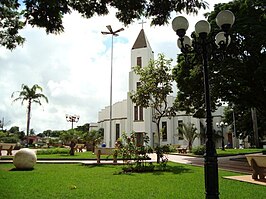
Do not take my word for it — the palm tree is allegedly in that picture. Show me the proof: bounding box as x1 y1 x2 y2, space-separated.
83 129 103 152
177 122 198 152
11 84 48 146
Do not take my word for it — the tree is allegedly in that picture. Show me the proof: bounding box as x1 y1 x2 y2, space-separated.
76 123 90 132
1 0 208 49
29 128 35 135
83 129 103 152
223 104 266 146
9 126 19 134
11 84 48 145
130 54 175 147
208 0 266 116
172 0 266 144
43 129 52 137
0 0 25 50
177 122 198 151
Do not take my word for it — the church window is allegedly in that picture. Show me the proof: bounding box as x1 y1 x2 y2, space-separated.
178 120 184 140
137 57 142 67
116 123 120 141
134 106 144 121
162 121 167 141
139 106 143 121
134 106 138 121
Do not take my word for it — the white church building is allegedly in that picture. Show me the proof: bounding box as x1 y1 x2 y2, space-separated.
97 28 229 149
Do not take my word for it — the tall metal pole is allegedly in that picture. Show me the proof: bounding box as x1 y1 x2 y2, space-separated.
232 109 236 148
109 35 113 148
221 126 225 151
71 120 74 130
201 35 219 199
66 114 80 130
101 26 124 148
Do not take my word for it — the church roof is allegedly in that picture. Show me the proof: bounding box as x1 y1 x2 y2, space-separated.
132 29 151 50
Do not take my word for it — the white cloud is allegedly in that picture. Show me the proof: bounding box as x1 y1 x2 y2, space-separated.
0 1 230 133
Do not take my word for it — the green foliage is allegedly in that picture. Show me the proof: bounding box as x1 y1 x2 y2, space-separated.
0 0 25 49
43 130 52 137
208 0 266 117
36 148 69 155
192 145 206 155
0 136 19 143
83 129 103 145
173 0 266 120
8 126 19 134
0 129 20 143
59 129 81 144
177 122 198 151
1 1 207 49
223 105 266 141
0 131 7 138
172 0 266 145
117 132 154 172
156 144 177 154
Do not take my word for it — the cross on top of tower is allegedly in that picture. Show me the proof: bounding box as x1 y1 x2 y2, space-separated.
139 20 146 29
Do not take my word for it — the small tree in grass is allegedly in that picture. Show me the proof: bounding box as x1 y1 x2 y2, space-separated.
117 132 155 172
177 122 198 152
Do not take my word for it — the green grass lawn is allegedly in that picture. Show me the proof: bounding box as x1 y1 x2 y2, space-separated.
36 151 107 159
0 162 265 199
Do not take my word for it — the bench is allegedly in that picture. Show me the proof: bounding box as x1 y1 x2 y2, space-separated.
177 147 187 154
245 154 266 180
94 147 117 164
0 143 16 156
74 144 85 152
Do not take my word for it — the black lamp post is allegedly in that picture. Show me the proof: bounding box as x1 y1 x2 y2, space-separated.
172 10 235 199
66 114 80 129
216 121 228 150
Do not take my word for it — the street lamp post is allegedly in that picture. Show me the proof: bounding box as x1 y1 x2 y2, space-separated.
66 114 80 129
172 10 235 199
216 121 228 150
232 108 237 148
101 25 124 147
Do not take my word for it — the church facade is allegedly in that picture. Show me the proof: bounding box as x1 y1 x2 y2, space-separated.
98 29 227 148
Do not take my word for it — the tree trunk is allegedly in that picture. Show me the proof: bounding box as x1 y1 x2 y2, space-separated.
26 101 32 147
188 141 192 152
156 121 161 163
251 108 259 148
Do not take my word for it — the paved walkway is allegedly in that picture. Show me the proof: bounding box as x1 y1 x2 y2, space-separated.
163 153 253 174
148 153 253 174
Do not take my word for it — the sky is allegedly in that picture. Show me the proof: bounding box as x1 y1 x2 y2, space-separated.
0 0 230 133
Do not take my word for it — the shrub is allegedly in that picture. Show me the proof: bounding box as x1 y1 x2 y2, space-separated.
192 145 206 155
36 148 69 155
117 132 154 173
0 136 19 143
